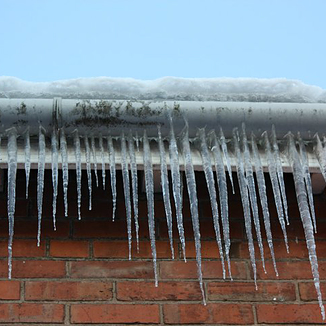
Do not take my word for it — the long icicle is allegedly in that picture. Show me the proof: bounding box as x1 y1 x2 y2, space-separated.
271 125 289 225
263 131 289 253
84 135 92 210
158 125 174 259
143 131 158 286
24 128 31 199
181 125 206 304
168 114 186 261
107 136 117 221
7 127 17 279
99 134 106 190
233 128 257 288
128 131 140 251
198 128 226 279
37 126 46 247
251 133 278 276
60 128 69 217
91 136 99 188
211 130 232 279
51 127 58 230
74 130 82 220
121 133 132 260
287 132 325 320
241 124 266 273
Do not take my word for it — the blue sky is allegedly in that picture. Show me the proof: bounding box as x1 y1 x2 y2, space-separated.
1 0 326 88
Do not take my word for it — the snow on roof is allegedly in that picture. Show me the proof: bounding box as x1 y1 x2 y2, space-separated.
0 76 325 103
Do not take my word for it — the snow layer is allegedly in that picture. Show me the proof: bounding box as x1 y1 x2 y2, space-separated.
1 77 326 103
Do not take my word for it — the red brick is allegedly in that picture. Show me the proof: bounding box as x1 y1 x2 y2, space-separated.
93 240 176 259
70 261 154 279
70 304 160 324
50 240 89 258
0 260 66 278
185 241 223 259
207 281 296 301
25 281 112 301
160 261 247 279
0 239 45 257
0 281 20 299
299 282 326 301
0 303 64 323
256 304 324 324
163 303 254 324
117 281 201 301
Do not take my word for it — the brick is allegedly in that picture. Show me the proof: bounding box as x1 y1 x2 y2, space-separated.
299 282 326 301
93 240 176 259
25 281 112 301
256 304 324 324
0 239 45 257
185 241 223 259
117 281 201 301
0 260 66 278
70 304 160 324
160 261 247 279
50 240 89 258
70 261 154 279
0 281 20 299
0 303 64 323
207 281 296 301
163 303 254 324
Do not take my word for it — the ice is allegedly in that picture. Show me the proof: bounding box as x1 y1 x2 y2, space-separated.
181 125 205 304
233 128 257 287
168 115 186 261
107 136 117 221
91 136 99 187
158 125 174 259
263 131 289 253
198 128 226 279
51 128 58 230
210 131 232 279
135 131 140 152
121 133 132 260
251 133 278 276
271 126 289 225
241 124 265 272
7 127 17 279
314 133 326 182
37 126 46 247
84 135 92 210
287 132 325 320
143 131 158 286
298 133 316 232
99 135 106 190
74 130 82 220
128 131 139 250
24 128 31 199
60 128 69 217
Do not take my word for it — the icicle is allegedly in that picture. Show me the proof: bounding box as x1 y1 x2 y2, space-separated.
84 135 92 211
74 130 82 220
181 125 206 304
99 135 106 190
37 126 46 247
251 133 278 276
168 115 186 261
211 131 232 279
241 124 266 273
128 131 139 251
143 131 158 286
158 125 174 259
7 127 17 279
198 128 226 279
24 128 30 199
271 126 289 225
51 128 58 230
263 132 289 253
219 127 235 194
287 133 325 320
107 136 117 221
314 133 326 182
135 131 140 152
298 133 316 233
121 133 132 260
233 128 257 288
91 136 99 188
60 128 69 217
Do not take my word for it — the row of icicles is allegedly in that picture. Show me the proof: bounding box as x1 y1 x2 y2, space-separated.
4 120 326 319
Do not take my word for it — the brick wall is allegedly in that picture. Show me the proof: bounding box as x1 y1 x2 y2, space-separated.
0 169 324 324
